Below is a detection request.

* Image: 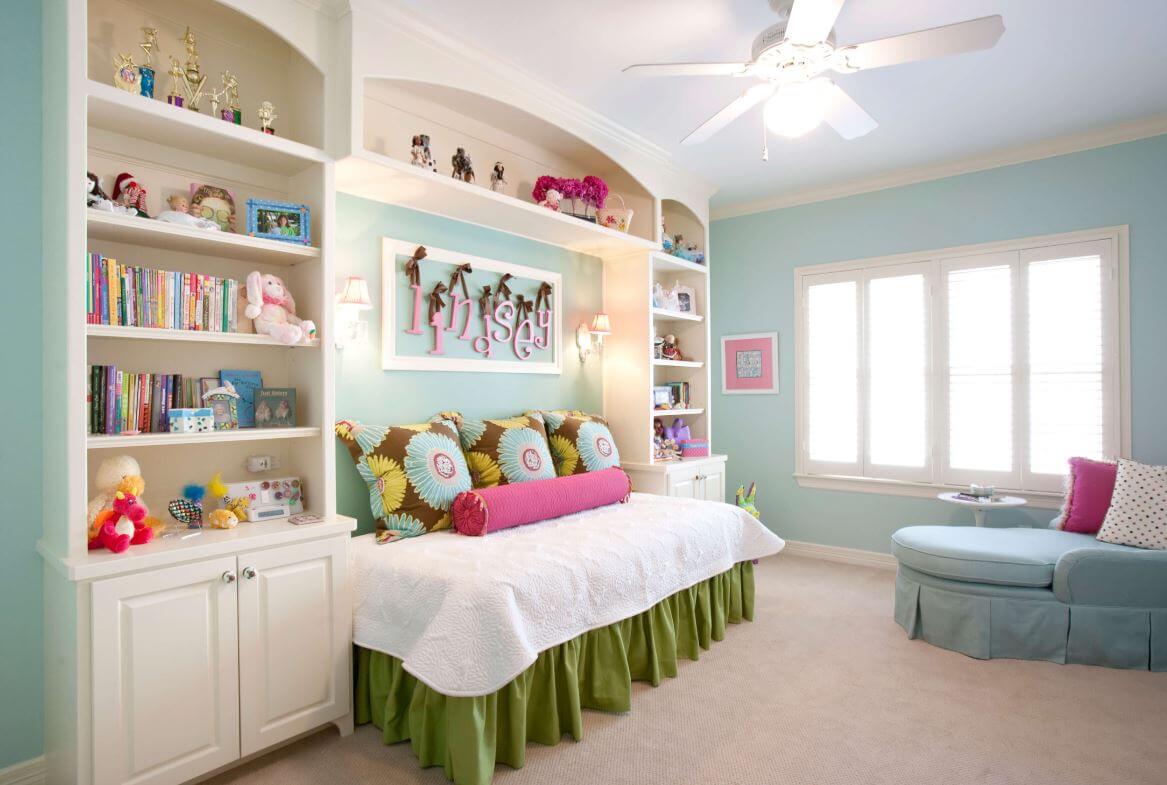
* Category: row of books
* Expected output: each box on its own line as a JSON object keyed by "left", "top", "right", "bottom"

{"left": 86, "top": 252, "right": 240, "bottom": 333}
{"left": 88, "top": 366, "right": 208, "bottom": 435}
{"left": 656, "top": 381, "right": 692, "bottom": 409}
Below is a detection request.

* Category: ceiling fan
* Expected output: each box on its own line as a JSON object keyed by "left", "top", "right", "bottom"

{"left": 624, "top": 0, "right": 1005, "bottom": 157}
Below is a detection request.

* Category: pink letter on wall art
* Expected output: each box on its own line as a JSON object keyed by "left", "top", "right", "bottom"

{"left": 406, "top": 284, "right": 425, "bottom": 334}
{"left": 722, "top": 333, "right": 778, "bottom": 394}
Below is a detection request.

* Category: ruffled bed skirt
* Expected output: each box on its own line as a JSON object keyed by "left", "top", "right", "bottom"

{"left": 355, "top": 561, "right": 755, "bottom": 785}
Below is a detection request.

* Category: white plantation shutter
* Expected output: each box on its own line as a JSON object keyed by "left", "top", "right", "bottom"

{"left": 941, "top": 254, "right": 1018, "bottom": 487}
{"left": 1023, "top": 240, "right": 1117, "bottom": 490}
{"left": 866, "top": 266, "right": 930, "bottom": 480}
{"left": 805, "top": 275, "right": 860, "bottom": 472}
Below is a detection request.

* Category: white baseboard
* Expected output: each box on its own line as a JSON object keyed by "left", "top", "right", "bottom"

{"left": 0, "top": 758, "right": 45, "bottom": 785}
{"left": 780, "top": 540, "right": 898, "bottom": 571}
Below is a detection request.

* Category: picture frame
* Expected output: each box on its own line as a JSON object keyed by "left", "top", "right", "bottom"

{"left": 675, "top": 284, "right": 697, "bottom": 313}
{"left": 652, "top": 385, "right": 674, "bottom": 409}
{"left": 246, "top": 198, "right": 311, "bottom": 245}
{"left": 190, "top": 182, "right": 237, "bottom": 232}
{"left": 721, "top": 332, "right": 779, "bottom": 395}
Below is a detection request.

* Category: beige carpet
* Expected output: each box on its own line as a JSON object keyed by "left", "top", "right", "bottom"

{"left": 206, "top": 555, "right": 1166, "bottom": 785}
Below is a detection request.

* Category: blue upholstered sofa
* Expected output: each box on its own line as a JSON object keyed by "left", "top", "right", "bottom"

{"left": 892, "top": 526, "right": 1167, "bottom": 670}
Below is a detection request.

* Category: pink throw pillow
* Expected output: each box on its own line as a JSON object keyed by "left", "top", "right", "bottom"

{"left": 1056, "top": 457, "right": 1117, "bottom": 534}
{"left": 452, "top": 466, "right": 632, "bottom": 536}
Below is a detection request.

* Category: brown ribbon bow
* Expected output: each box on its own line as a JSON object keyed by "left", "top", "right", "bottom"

{"left": 515, "top": 294, "right": 534, "bottom": 318}
{"left": 494, "top": 273, "right": 514, "bottom": 307}
{"left": 449, "top": 263, "right": 473, "bottom": 299}
{"left": 478, "top": 286, "right": 493, "bottom": 317}
{"left": 428, "top": 282, "right": 448, "bottom": 323}
{"left": 535, "top": 282, "right": 553, "bottom": 312}
{"left": 404, "top": 246, "right": 427, "bottom": 287}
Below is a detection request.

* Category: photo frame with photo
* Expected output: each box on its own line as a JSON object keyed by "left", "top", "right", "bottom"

{"left": 246, "top": 199, "right": 311, "bottom": 245}
{"left": 652, "top": 385, "right": 674, "bottom": 409}
{"left": 721, "top": 332, "right": 779, "bottom": 395}
{"left": 675, "top": 284, "right": 697, "bottom": 313}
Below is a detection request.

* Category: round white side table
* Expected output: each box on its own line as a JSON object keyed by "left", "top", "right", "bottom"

{"left": 937, "top": 492, "right": 1027, "bottom": 527}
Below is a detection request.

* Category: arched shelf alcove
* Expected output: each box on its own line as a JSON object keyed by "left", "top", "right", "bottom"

{"left": 661, "top": 197, "right": 708, "bottom": 264}
{"left": 337, "top": 77, "right": 662, "bottom": 256}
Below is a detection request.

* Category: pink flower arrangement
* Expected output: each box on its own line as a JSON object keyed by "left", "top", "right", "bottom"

{"left": 531, "top": 175, "right": 609, "bottom": 211}
{"left": 531, "top": 175, "right": 560, "bottom": 203}
{"left": 581, "top": 175, "right": 609, "bottom": 209}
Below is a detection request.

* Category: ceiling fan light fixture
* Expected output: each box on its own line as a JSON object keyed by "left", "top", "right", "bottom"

{"left": 764, "top": 78, "right": 832, "bottom": 138}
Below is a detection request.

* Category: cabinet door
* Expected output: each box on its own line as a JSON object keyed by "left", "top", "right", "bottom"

{"left": 92, "top": 557, "right": 240, "bottom": 785}
{"left": 700, "top": 462, "right": 726, "bottom": 503}
{"left": 237, "top": 537, "right": 349, "bottom": 756}
{"left": 668, "top": 471, "right": 699, "bottom": 498}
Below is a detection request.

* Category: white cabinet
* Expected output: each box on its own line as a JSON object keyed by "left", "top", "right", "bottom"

{"left": 89, "top": 534, "right": 350, "bottom": 785}
{"left": 625, "top": 455, "right": 728, "bottom": 502}
{"left": 92, "top": 558, "right": 240, "bottom": 785}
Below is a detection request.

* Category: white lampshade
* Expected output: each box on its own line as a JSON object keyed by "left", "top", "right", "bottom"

{"left": 337, "top": 276, "right": 372, "bottom": 309}
{"left": 590, "top": 313, "right": 611, "bottom": 335}
{"left": 764, "top": 78, "right": 832, "bottom": 139}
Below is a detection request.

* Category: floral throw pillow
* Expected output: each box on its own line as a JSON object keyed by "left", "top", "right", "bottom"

{"left": 336, "top": 418, "right": 471, "bottom": 541}
{"left": 440, "top": 411, "right": 556, "bottom": 488}
{"left": 536, "top": 410, "right": 621, "bottom": 477}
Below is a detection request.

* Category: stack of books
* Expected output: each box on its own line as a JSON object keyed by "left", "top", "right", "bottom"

{"left": 86, "top": 253, "right": 240, "bottom": 333}
{"left": 88, "top": 366, "right": 205, "bottom": 435}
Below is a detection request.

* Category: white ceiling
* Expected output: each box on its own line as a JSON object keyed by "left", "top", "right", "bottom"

{"left": 397, "top": 0, "right": 1167, "bottom": 210}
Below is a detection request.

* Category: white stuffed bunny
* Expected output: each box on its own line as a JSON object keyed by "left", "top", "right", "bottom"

{"left": 244, "top": 271, "right": 317, "bottom": 345}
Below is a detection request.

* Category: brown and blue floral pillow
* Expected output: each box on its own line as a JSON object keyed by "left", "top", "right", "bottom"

{"left": 534, "top": 410, "right": 621, "bottom": 477}
{"left": 336, "top": 417, "right": 471, "bottom": 541}
{"left": 439, "top": 411, "right": 556, "bottom": 488}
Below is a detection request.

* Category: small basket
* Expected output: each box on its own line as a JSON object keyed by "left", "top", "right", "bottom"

{"left": 596, "top": 194, "right": 634, "bottom": 234}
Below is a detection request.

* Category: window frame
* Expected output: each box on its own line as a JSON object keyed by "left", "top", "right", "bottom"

{"left": 792, "top": 226, "right": 1130, "bottom": 508}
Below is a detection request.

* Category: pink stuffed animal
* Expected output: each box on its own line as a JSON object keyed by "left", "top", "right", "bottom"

{"left": 244, "top": 272, "right": 317, "bottom": 344}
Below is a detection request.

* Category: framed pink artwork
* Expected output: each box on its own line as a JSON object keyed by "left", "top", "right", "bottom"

{"left": 721, "top": 332, "right": 779, "bottom": 395}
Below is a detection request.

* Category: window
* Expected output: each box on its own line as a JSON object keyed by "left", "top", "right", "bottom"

{"left": 795, "top": 228, "right": 1126, "bottom": 498}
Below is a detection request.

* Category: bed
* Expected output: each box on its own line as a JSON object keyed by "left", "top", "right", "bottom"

{"left": 351, "top": 491, "right": 785, "bottom": 785}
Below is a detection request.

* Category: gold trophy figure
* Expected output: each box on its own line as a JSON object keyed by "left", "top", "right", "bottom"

{"left": 180, "top": 26, "right": 207, "bottom": 111}
{"left": 257, "top": 101, "right": 277, "bottom": 135}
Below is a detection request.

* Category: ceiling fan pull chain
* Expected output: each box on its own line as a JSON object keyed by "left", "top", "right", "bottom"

{"left": 761, "top": 116, "right": 770, "bottom": 162}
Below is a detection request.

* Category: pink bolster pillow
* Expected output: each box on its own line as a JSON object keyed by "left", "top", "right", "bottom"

{"left": 452, "top": 467, "right": 633, "bottom": 536}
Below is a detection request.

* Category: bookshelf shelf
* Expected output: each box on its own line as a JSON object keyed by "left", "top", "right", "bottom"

{"left": 86, "top": 324, "right": 319, "bottom": 347}
{"left": 651, "top": 307, "right": 703, "bottom": 323}
{"left": 652, "top": 408, "right": 705, "bottom": 416}
{"left": 87, "top": 210, "right": 320, "bottom": 266}
{"left": 87, "top": 426, "right": 321, "bottom": 449}
{"left": 652, "top": 358, "right": 704, "bottom": 368}
{"left": 87, "top": 80, "right": 327, "bottom": 177}
{"left": 650, "top": 251, "right": 708, "bottom": 276}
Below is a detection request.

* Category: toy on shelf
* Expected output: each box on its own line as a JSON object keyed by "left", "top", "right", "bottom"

{"left": 653, "top": 418, "right": 681, "bottom": 462}
{"left": 155, "top": 194, "right": 221, "bottom": 231}
{"left": 225, "top": 477, "right": 304, "bottom": 521}
{"left": 451, "top": 147, "right": 475, "bottom": 182}
{"left": 660, "top": 334, "right": 683, "bottom": 361}
{"left": 735, "top": 483, "right": 760, "bottom": 520}
{"left": 671, "top": 235, "right": 706, "bottom": 264}
{"left": 490, "top": 162, "right": 507, "bottom": 192}
{"left": 244, "top": 271, "right": 317, "bottom": 344}
{"left": 168, "top": 483, "right": 206, "bottom": 530}
{"left": 89, "top": 491, "right": 155, "bottom": 553}
{"left": 410, "top": 134, "right": 437, "bottom": 171}
{"left": 111, "top": 172, "right": 149, "bottom": 218}
{"left": 86, "top": 455, "right": 163, "bottom": 543}
{"left": 86, "top": 173, "right": 135, "bottom": 216}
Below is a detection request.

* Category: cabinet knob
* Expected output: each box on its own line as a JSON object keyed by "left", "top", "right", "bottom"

{"left": 242, "top": 566, "right": 257, "bottom": 580}
{"left": 221, "top": 571, "right": 237, "bottom": 584}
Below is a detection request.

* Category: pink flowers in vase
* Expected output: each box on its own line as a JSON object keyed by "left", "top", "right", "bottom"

{"left": 531, "top": 175, "right": 609, "bottom": 221}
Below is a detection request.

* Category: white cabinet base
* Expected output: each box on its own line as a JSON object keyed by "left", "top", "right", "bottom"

{"left": 624, "top": 455, "right": 728, "bottom": 502}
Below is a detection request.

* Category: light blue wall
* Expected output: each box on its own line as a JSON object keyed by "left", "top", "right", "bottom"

{"left": 0, "top": 1, "right": 44, "bottom": 770}
{"left": 710, "top": 134, "right": 1167, "bottom": 553}
{"left": 334, "top": 194, "right": 603, "bottom": 534}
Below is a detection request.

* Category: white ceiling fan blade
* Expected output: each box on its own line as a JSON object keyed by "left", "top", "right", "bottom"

{"left": 681, "top": 83, "right": 776, "bottom": 145}
{"left": 844, "top": 15, "right": 1005, "bottom": 71}
{"left": 786, "top": 0, "right": 846, "bottom": 45}
{"left": 623, "top": 62, "right": 750, "bottom": 77}
{"left": 822, "top": 82, "right": 877, "bottom": 139}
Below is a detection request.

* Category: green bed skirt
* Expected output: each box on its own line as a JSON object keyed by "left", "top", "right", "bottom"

{"left": 355, "top": 561, "right": 755, "bottom": 785}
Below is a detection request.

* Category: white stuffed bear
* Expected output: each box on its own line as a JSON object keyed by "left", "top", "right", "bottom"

{"left": 86, "top": 454, "right": 144, "bottom": 529}
{"left": 244, "top": 271, "right": 317, "bottom": 345}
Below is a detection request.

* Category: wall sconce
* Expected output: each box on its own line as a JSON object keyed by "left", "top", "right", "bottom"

{"left": 576, "top": 312, "right": 611, "bottom": 362}
{"left": 335, "top": 276, "right": 372, "bottom": 349}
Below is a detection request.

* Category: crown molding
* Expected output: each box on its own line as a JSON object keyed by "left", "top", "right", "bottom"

{"left": 711, "top": 115, "right": 1167, "bottom": 221}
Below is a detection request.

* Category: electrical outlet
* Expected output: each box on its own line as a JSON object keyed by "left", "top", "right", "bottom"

{"left": 246, "top": 455, "right": 278, "bottom": 472}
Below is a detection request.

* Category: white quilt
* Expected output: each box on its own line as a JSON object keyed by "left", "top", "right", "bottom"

{"left": 351, "top": 492, "right": 785, "bottom": 696}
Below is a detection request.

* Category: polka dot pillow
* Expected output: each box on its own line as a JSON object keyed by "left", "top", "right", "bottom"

{"left": 439, "top": 411, "right": 556, "bottom": 489}
{"left": 535, "top": 410, "right": 621, "bottom": 477}
{"left": 335, "top": 418, "right": 471, "bottom": 542}
{"left": 1096, "top": 458, "right": 1167, "bottom": 550}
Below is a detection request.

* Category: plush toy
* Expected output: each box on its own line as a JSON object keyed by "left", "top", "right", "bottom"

{"left": 155, "top": 194, "right": 221, "bottom": 231}
{"left": 87, "top": 455, "right": 162, "bottom": 540}
{"left": 207, "top": 508, "right": 239, "bottom": 529}
{"left": 244, "top": 271, "right": 317, "bottom": 345}
{"left": 89, "top": 491, "right": 155, "bottom": 553}
{"left": 111, "top": 172, "right": 150, "bottom": 218}
{"left": 168, "top": 483, "right": 207, "bottom": 529}
{"left": 735, "top": 483, "right": 760, "bottom": 520}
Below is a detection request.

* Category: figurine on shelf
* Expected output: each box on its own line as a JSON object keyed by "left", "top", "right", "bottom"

{"left": 155, "top": 194, "right": 221, "bottom": 231}
{"left": 673, "top": 235, "right": 705, "bottom": 264}
{"left": 660, "top": 333, "right": 682, "bottom": 361}
{"left": 451, "top": 147, "right": 475, "bottom": 182}
{"left": 111, "top": 172, "right": 150, "bottom": 218}
{"left": 180, "top": 26, "right": 207, "bottom": 111}
{"left": 653, "top": 418, "right": 681, "bottom": 462}
{"left": 257, "top": 101, "right": 277, "bottom": 135}
{"left": 113, "top": 52, "right": 139, "bottom": 93}
{"left": 490, "top": 162, "right": 507, "bottom": 192}
{"left": 86, "top": 173, "right": 135, "bottom": 216}
{"left": 410, "top": 134, "right": 437, "bottom": 171}
{"left": 225, "top": 71, "right": 241, "bottom": 124}
{"left": 166, "top": 56, "right": 185, "bottom": 107}
{"left": 138, "top": 27, "right": 158, "bottom": 98}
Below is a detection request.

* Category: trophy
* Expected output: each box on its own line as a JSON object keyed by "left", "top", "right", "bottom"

{"left": 138, "top": 27, "right": 158, "bottom": 99}
{"left": 180, "top": 26, "right": 207, "bottom": 111}
{"left": 219, "top": 71, "right": 239, "bottom": 122}
{"left": 113, "top": 52, "right": 139, "bottom": 93}
{"left": 166, "top": 56, "right": 185, "bottom": 107}
{"left": 257, "top": 101, "right": 277, "bottom": 135}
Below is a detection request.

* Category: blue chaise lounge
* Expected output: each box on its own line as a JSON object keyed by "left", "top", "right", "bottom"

{"left": 892, "top": 525, "right": 1167, "bottom": 670}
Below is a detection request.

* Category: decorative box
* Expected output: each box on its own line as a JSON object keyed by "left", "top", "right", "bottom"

{"left": 169, "top": 407, "right": 214, "bottom": 433}
{"left": 679, "top": 439, "right": 710, "bottom": 458}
